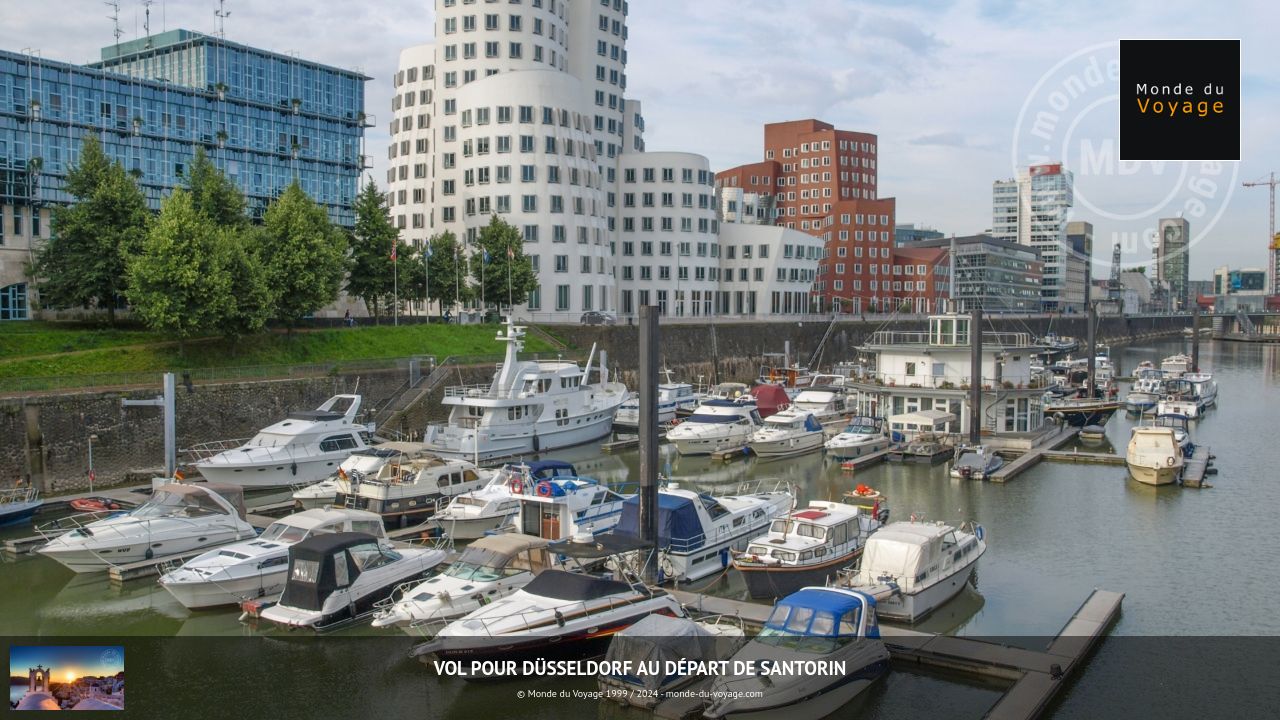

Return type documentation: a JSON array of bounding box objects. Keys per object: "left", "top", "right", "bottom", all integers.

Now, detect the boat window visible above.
[
  {"left": 333, "top": 554, "right": 350, "bottom": 587},
  {"left": 699, "top": 496, "right": 730, "bottom": 520},
  {"left": 732, "top": 516, "right": 745, "bottom": 527},
  {"left": 259, "top": 556, "right": 288, "bottom": 569},
  {"left": 838, "top": 609, "right": 861, "bottom": 636},
  {"left": 814, "top": 547, "right": 826, "bottom": 557},
  {"left": 463, "top": 469, "right": 479, "bottom": 482},
  {"left": 769, "top": 519, "right": 789, "bottom": 534},
  {"left": 291, "top": 558, "right": 321, "bottom": 583},
  {"left": 133, "top": 488, "right": 228, "bottom": 518},
  {"left": 320, "top": 435, "right": 359, "bottom": 452},
  {"left": 217, "top": 550, "right": 250, "bottom": 560},
  {"left": 800, "top": 551, "right": 814, "bottom": 560},
  {"left": 348, "top": 542, "right": 391, "bottom": 570},
  {"left": 785, "top": 606, "right": 814, "bottom": 632},
  {"left": 351, "top": 520, "right": 383, "bottom": 536},
  {"left": 260, "top": 522, "right": 309, "bottom": 543},
  {"left": 832, "top": 523, "right": 848, "bottom": 545},
  {"left": 810, "top": 611, "right": 835, "bottom": 636},
  {"left": 771, "top": 550, "right": 797, "bottom": 562}
]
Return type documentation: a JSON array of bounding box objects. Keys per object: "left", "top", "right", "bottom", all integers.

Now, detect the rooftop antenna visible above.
[
  {"left": 215, "top": 0, "right": 230, "bottom": 39},
  {"left": 142, "top": 0, "right": 154, "bottom": 46},
  {"left": 105, "top": 1, "right": 123, "bottom": 47}
]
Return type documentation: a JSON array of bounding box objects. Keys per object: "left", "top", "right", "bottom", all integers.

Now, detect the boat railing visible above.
[
  {"left": 182, "top": 438, "right": 252, "bottom": 462},
  {"left": 0, "top": 486, "right": 39, "bottom": 505},
  {"left": 411, "top": 592, "right": 657, "bottom": 640},
  {"left": 443, "top": 383, "right": 505, "bottom": 399}
]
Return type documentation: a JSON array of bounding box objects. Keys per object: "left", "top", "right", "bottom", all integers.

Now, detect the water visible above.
[{"left": 2, "top": 337, "right": 1277, "bottom": 718}]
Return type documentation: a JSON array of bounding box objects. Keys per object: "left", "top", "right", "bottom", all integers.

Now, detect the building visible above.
[
  {"left": 894, "top": 223, "right": 944, "bottom": 247},
  {"left": 1155, "top": 217, "right": 1190, "bottom": 310},
  {"left": 1, "top": 31, "right": 370, "bottom": 320},
  {"left": 908, "top": 235, "right": 1043, "bottom": 313},
  {"left": 992, "top": 163, "right": 1083, "bottom": 311},
  {"left": 1066, "top": 220, "right": 1094, "bottom": 304},
  {"left": 1119, "top": 271, "right": 1154, "bottom": 314},
  {"left": 717, "top": 223, "right": 823, "bottom": 316},
  {"left": 885, "top": 244, "right": 948, "bottom": 314},
  {"left": 1212, "top": 265, "right": 1269, "bottom": 312}
]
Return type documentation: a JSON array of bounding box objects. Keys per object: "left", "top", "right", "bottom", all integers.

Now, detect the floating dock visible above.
[
  {"left": 1180, "top": 445, "right": 1214, "bottom": 488},
  {"left": 989, "top": 428, "right": 1080, "bottom": 482},
  {"left": 601, "top": 432, "right": 667, "bottom": 454}
]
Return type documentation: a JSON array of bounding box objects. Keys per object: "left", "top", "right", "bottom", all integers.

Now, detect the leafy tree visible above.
[
  {"left": 260, "top": 181, "right": 347, "bottom": 329},
  {"left": 467, "top": 215, "right": 539, "bottom": 310},
  {"left": 345, "top": 181, "right": 400, "bottom": 321},
  {"left": 214, "top": 227, "right": 274, "bottom": 343},
  {"left": 35, "top": 135, "right": 148, "bottom": 324},
  {"left": 184, "top": 147, "right": 248, "bottom": 227},
  {"left": 423, "top": 231, "right": 472, "bottom": 317}
]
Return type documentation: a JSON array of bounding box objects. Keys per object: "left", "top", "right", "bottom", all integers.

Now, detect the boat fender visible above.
[
  {"left": 535, "top": 481, "right": 554, "bottom": 497},
  {"left": 291, "top": 461, "right": 298, "bottom": 476},
  {"left": 554, "top": 609, "right": 565, "bottom": 628},
  {"left": 144, "top": 548, "right": 154, "bottom": 560},
  {"left": 975, "top": 525, "right": 984, "bottom": 541},
  {"left": 532, "top": 434, "right": 540, "bottom": 454},
  {"left": 719, "top": 547, "right": 730, "bottom": 569}
]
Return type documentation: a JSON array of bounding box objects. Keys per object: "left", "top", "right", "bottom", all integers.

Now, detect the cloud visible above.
[{"left": 909, "top": 131, "right": 968, "bottom": 147}]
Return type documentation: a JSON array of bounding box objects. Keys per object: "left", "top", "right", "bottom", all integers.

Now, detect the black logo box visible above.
[{"left": 1119, "top": 39, "right": 1240, "bottom": 161}]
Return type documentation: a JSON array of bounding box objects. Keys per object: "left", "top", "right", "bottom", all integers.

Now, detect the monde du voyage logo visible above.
[{"left": 1120, "top": 39, "right": 1240, "bottom": 161}]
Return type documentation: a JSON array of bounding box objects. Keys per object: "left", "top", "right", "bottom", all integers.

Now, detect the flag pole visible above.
[
  {"left": 424, "top": 241, "right": 430, "bottom": 320},
  {"left": 507, "top": 241, "right": 513, "bottom": 309},
  {"left": 393, "top": 243, "right": 399, "bottom": 327}
]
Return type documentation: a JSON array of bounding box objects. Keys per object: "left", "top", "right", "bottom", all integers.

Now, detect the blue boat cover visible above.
[
  {"left": 764, "top": 588, "right": 878, "bottom": 638},
  {"left": 803, "top": 414, "right": 823, "bottom": 433},
  {"left": 526, "top": 460, "right": 576, "bottom": 479},
  {"left": 613, "top": 493, "right": 704, "bottom": 551}
]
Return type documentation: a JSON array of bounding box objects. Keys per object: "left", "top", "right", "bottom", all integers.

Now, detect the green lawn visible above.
[{"left": 0, "top": 322, "right": 561, "bottom": 381}]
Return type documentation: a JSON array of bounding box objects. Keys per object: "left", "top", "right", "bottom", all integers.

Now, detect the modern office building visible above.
[
  {"left": 894, "top": 223, "right": 944, "bottom": 247},
  {"left": 1066, "top": 220, "right": 1094, "bottom": 305},
  {"left": 0, "top": 31, "right": 370, "bottom": 320},
  {"left": 992, "top": 163, "right": 1082, "bottom": 311},
  {"left": 717, "top": 223, "right": 823, "bottom": 316},
  {"left": 1155, "top": 217, "right": 1190, "bottom": 310},
  {"left": 910, "top": 235, "right": 1043, "bottom": 313}
]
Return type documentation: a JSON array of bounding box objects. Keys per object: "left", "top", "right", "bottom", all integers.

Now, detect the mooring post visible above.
[
  {"left": 1191, "top": 304, "right": 1201, "bottom": 372},
  {"left": 638, "top": 306, "right": 660, "bottom": 584},
  {"left": 1087, "top": 303, "right": 1097, "bottom": 398},
  {"left": 969, "top": 308, "right": 982, "bottom": 446}
]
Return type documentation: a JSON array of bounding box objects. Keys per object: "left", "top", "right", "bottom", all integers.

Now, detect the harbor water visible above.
[{"left": 3, "top": 337, "right": 1279, "bottom": 718}]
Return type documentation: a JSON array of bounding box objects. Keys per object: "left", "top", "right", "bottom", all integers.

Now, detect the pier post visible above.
[
  {"left": 1087, "top": 303, "right": 1097, "bottom": 398},
  {"left": 638, "top": 306, "right": 661, "bottom": 584},
  {"left": 163, "top": 373, "right": 176, "bottom": 480},
  {"left": 969, "top": 308, "right": 982, "bottom": 445},
  {"left": 1191, "top": 305, "right": 1201, "bottom": 372}
]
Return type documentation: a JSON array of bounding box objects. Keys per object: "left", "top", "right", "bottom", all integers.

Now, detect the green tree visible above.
[
  {"left": 423, "top": 231, "right": 471, "bottom": 318},
  {"left": 35, "top": 135, "right": 148, "bottom": 324},
  {"left": 125, "top": 190, "right": 234, "bottom": 348},
  {"left": 467, "top": 215, "right": 539, "bottom": 311},
  {"left": 214, "top": 227, "right": 274, "bottom": 343},
  {"left": 345, "top": 181, "right": 400, "bottom": 321},
  {"left": 260, "top": 181, "right": 347, "bottom": 329},
  {"left": 184, "top": 147, "right": 248, "bottom": 227}
]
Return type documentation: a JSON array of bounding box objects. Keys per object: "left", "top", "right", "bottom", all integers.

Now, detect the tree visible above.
[
  {"left": 35, "top": 135, "right": 148, "bottom": 324},
  {"left": 259, "top": 181, "right": 347, "bottom": 329},
  {"left": 214, "top": 227, "right": 274, "bottom": 343},
  {"left": 423, "top": 231, "right": 471, "bottom": 317},
  {"left": 467, "top": 215, "right": 539, "bottom": 310},
  {"left": 184, "top": 147, "right": 248, "bottom": 227},
  {"left": 125, "top": 190, "right": 234, "bottom": 348},
  {"left": 345, "top": 181, "right": 400, "bottom": 321}
]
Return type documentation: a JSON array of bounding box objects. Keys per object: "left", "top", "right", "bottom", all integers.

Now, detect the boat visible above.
[
  {"left": 842, "top": 485, "right": 890, "bottom": 522},
  {"left": 1079, "top": 425, "right": 1107, "bottom": 443},
  {"left": 749, "top": 411, "right": 825, "bottom": 458},
  {"left": 1126, "top": 426, "right": 1184, "bottom": 486},
  {"left": 0, "top": 486, "right": 43, "bottom": 527},
  {"left": 335, "top": 454, "right": 488, "bottom": 528},
  {"left": 667, "top": 399, "right": 764, "bottom": 456},
  {"left": 784, "top": 385, "right": 853, "bottom": 431},
  {"left": 425, "top": 462, "right": 548, "bottom": 539},
  {"left": 1183, "top": 372, "right": 1218, "bottom": 409},
  {"left": 422, "top": 318, "right": 628, "bottom": 463},
  {"left": 1155, "top": 378, "right": 1208, "bottom": 418},
  {"left": 1161, "top": 353, "right": 1192, "bottom": 378},
  {"left": 757, "top": 361, "right": 820, "bottom": 397},
  {"left": 838, "top": 519, "right": 986, "bottom": 623},
  {"left": 67, "top": 497, "right": 123, "bottom": 514},
  {"left": 704, "top": 382, "right": 752, "bottom": 402},
  {"left": 1038, "top": 333, "right": 1080, "bottom": 355},
  {"left": 614, "top": 372, "right": 700, "bottom": 429},
  {"left": 256, "top": 531, "right": 447, "bottom": 631},
  {"left": 887, "top": 433, "right": 955, "bottom": 464},
  {"left": 1154, "top": 413, "right": 1194, "bottom": 456},
  {"left": 748, "top": 383, "right": 792, "bottom": 418},
  {"left": 409, "top": 568, "right": 686, "bottom": 665},
  {"left": 37, "top": 483, "right": 256, "bottom": 573},
  {"left": 610, "top": 482, "right": 793, "bottom": 583},
  {"left": 192, "top": 395, "right": 373, "bottom": 488},
  {"left": 598, "top": 613, "right": 747, "bottom": 710},
  {"left": 733, "top": 499, "right": 885, "bottom": 599},
  {"left": 949, "top": 445, "right": 1005, "bottom": 480},
  {"left": 1124, "top": 372, "right": 1166, "bottom": 413},
  {"left": 702, "top": 587, "right": 890, "bottom": 719},
  {"left": 371, "top": 534, "right": 554, "bottom": 630},
  {"left": 158, "top": 507, "right": 389, "bottom": 609},
  {"left": 825, "top": 416, "right": 891, "bottom": 459},
  {"left": 509, "top": 460, "right": 633, "bottom": 541},
  {"left": 291, "top": 443, "right": 437, "bottom": 510},
  {"left": 1043, "top": 396, "right": 1122, "bottom": 427}
]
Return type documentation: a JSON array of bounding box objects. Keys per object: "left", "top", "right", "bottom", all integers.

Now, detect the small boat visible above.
[
  {"left": 614, "top": 372, "right": 700, "bottom": 429},
  {"left": 291, "top": 443, "right": 436, "bottom": 510},
  {"left": 425, "top": 462, "right": 546, "bottom": 539},
  {"left": 1161, "top": 354, "right": 1192, "bottom": 378},
  {"left": 749, "top": 411, "right": 825, "bottom": 458},
  {"left": 37, "top": 483, "right": 256, "bottom": 573},
  {"left": 257, "top": 531, "right": 447, "bottom": 631},
  {"left": 1154, "top": 413, "right": 1194, "bottom": 456},
  {"left": 702, "top": 587, "right": 890, "bottom": 719},
  {"left": 1126, "top": 427, "right": 1184, "bottom": 485},
  {"left": 705, "top": 382, "right": 752, "bottom": 402},
  {"left": 1044, "top": 397, "right": 1122, "bottom": 427},
  {"left": 1183, "top": 372, "right": 1218, "bottom": 409},
  {"left": 335, "top": 454, "right": 488, "bottom": 528},
  {"left": 949, "top": 445, "right": 1004, "bottom": 480},
  {"left": 599, "top": 613, "right": 747, "bottom": 709},
  {"left": 838, "top": 519, "right": 986, "bottom": 623},
  {"left": 1155, "top": 379, "right": 1206, "bottom": 418},
  {"left": 510, "top": 461, "right": 632, "bottom": 541},
  {"left": 887, "top": 433, "right": 955, "bottom": 464},
  {"left": 0, "top": 486, "right": 43, "bottom": 527},
  {"left": 1124, "top": 372, "right": 1166, "bottom": 413},
  {"left": 371, "top": 534, "right": 554, "bottom": 630},
  {"left": 67, "top": 497, "right": 123, "bottom": 514},
  {"left": 667, "top": 399, "right": 764, "bottom": 456},
  {"left": 842, "top": 485, "right": 890, "bottom": 522},
  {"left": 1079, "top": 425, "right": 1107, "bottom": 443},
  {"left": 825, "top": 416, "right": 890, "bottom": 459},
  {"left": 159, "top": 507, "right": 389, "bottom": 609},
  {"left": 733, "top": 499, "right": 884, "bottom": 600}
]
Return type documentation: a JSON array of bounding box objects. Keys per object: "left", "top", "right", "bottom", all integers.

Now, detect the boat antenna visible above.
[{"left": 780, "top": 484, "right": 798, "bottom": 543}]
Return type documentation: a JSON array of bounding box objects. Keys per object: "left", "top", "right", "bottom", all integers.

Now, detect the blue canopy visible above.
[
  {"left": 613, "top": 493, "right": 704, "bottom": 552},
  {"left": 525, "top": 460, "right": 576, "bottom": 480},
  {"left": 764, "top": 587, "right": 878, "bottom": 639},
  {"left": 803, "top": 414, "right": 823, "bottom": 433}
]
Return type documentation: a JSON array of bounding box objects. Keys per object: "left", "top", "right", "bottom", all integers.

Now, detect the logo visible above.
[{"left": 1120, "top": 39, "right": 1240, "bottom": 161}]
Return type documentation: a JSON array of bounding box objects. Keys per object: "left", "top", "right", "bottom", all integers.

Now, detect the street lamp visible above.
[{"left": 87, "top": 434, "right": 99, "bottom": 493}]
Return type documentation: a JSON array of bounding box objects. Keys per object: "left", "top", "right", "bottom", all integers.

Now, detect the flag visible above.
[
  {"left": 483, "top": 250, "right": 491, "bottom": 264},
  {"left": 507, "top": 245, "right": 514, "bottom": 260},
  {"left": 390, "top": 246, "right": 397, "bottom": 261},
  {"left": 425, "top": 244, "right": 433, "bottom": 258}
]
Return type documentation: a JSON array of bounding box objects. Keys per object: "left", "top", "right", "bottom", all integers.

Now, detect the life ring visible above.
[
  {"left": 508, "top": 475, "right": 523, "bottom": 494},
  {"left": 854, "top": 484, "right": 874, "bottom": 496},
  {"left": 1166, "top": 456, "right": 1175, "bottom": 467},
  {"left": 1166, "top": 395, "right": 1176, "bottom": 401},
  {"left": 535, "top": 481, "right": 554, "bottom": 497}
]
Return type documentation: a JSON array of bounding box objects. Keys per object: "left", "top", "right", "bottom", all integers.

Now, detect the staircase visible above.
[
  {"left": 370, "top": 357, "right": 460, "bottom": 436},
  {"left": 1235, "top": 309, "right": 1258, "bottom": 337}
]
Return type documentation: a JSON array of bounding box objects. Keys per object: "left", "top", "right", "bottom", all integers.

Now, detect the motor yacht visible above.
[
  {"left": 424, "top": 461, "right": 544, "bottom": 539},
  {"left": 949, "top": 445, "right": 1005, "bottom": 480},
  {"left": 1161, "top": 353, "right": 1192, "bottom": 378},
  {"left": 1124, "top": 372, "right": 1166, "bottom": 413},
  {"left": 825, "top": 416, "right": 890, "bottom": 459},
  {"left": 0, "top": 486, "right": 42, "bottom": 527},
  {"left": 1126, "top": 426, "right": 1184, "bottom": 486},
  {"left": 614, "top": 373, "right": 700, "bottom": 429},
  {"left": 1182, "top": 372, "right": 1218, "bottom": 408},
  {"left": 336, "top": 454, "right": 488, "bottom": 528},
  {"left": 749, "top": 411, "right": 825, "bottom": 459},
  {"left": 509, "top": 461, "right": 633, "bottom": 541},
  {"left": 291, "top": 443, "right": 436, "bottom": 510},
  {"left": 785, "top": 386, "right": 853, "bottom": 431},
  {"left": 667, "top": 400, "right": 764, "bottom": 456}
]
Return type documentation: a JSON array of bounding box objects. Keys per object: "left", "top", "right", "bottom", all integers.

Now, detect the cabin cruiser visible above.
[
  {"left": 1124, "top": 372, "right": 1166, "bottom": 413},
  {"left": 1182, "top": 372, "right": 1218, "bottom": 408},
  {"left": 703, "top": 587, "right": 890, "bottom": 720},
  {"left": 785, "top": 386, "right": 853, "bottom": 431},
  {"left": 1155, "top": 378, "right": 1209, "bottom": 418},
  {"left": 949, "top": 445, "right": 1005, "bottom": 480},
  {"left": 37, "top": 483, "right": 256, "bottom": 573},
  {"left": 749, "top": 411, "right": 825, "bottom": 458},
  {"left": 839, "top": 519, "right": 986, "bottom": 623},
  {"left": 1044, "top": 395, "right": 1122, "bottom": 427},
  {"left": 599, "top": 613, "right": 747, "bottom": 710},
  {"left": 510, "top": 461, "right": 632, "bottom": 541},
  {"left": 291, "top": 443, "right": 436, "bottom": 510},
  {"left": 409, "top": 568, "right": 686, "bottom": 665},
  {"left": 257, "top": 531, "right": 447, "bottom": 631},
  {"left": 825, "top": 416, "right": 890, "bottom": 459},
  {"left": 424, "top": 462, "right": 538, "bottom": 539},
  {"left": 668, "top": 400, "right": 764, "bottom": 456},
  {"left": 733, "top": 500, "right": 884, "bottom": 599},
  {"left": 1154, "top": 413, "right": 1194, "bottom": 456},
  {"left": 192, "top": 395, "right": 373, "bottom": 488},
  {"left": 158, "top": 508, "right": 388, "bottom": 609},
  {"left": 1161, "top": 353, "right": 1192, "bottom": 378},
  {"left": 371, "top": 534, "right": 553, "bottom": 631},
  {"left": 610, "top": 482, "right": 792, "bottom": 583},
  {"left": 335, "top": 455, "right": 487, "bottom": 528},
  {"left": 758, "top": 362, "right": 820, "bottom": 397},
  {"left": 1126, "top": 427, "right": 1184, "bottom": 486},
  {"left": 705, "top": 382, "right": 752, "bottom": 402},
  {"left": 614, "top": 375, "right": 700, "bottom": 429},
  {"left": 422, "top": 318, "right": 628, "bottom": 463},
  {"left": 0, "top": 486, "right": 42, "bottom": 527}
]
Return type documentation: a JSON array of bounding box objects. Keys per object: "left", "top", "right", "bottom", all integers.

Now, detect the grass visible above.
[{"left": 0, "top": 322, "right": 562, "bottom": 381}]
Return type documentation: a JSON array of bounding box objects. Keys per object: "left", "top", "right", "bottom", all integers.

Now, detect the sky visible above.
[
  {"left": 3, "top": 0, "right": 1277, "bottom": 280},
  {"left": 9, "top": 645, "right": 125, "bottom": 681}
]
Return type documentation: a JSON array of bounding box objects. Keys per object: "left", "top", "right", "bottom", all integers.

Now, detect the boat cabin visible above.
[
  {"left": 887, "top": 410, "right": 956, "bottom": 442},
  {"left": 760, "top": 587, "right": 880, "bottom": 644},
  {"left": 856, "top": 522, "right": 979, "bottom": 594},
  {"left": 279, "top": 531, "right": 405, "bottom": 614}
]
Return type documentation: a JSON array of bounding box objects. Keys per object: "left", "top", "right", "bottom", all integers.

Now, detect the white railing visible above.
[
  {"left": 865, "top": 330, "right": 1036, "bottom": 347},
  {"left": 442, "top": 383, "right": 503, "bottom": 399},
  {"left": 182, "top": 438, "right": 250, "bottom": 462}
]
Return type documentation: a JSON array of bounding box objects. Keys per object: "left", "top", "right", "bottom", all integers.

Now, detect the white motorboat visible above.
[
  {"left": 1161, "top": 353, "right": 1192, "bottom": 378},
  {"left": 1126, "top": 426, "right": 1184, "bottom": 485},
  {"left": 37, "top": 483, "right": 256, "bottom": 573},
  {"left": 291, "top": 443, "right": 436, "bottom": 510},
  {"left": 667, "top": 399, "right": 764, "bottom": 456},
  {"left": 703, "top": 587, "right": 890, "bottom": 719},
  {"left": 257, "top": 531, "right": 447, "bottom": 631},
  {"left": 949, "top": 445, "right": 1005, "bottom": 480},
  {"left": 510, "top": 461, "right": 632, "bottom": 541},
  {"left": 1154, "top": 413, "right": 1194, "bottom": 456},
  {"left": 785, "top": 385, "right": 853, "bottom": 431},
  {"left": 192, "top": 395, "right": 373, "bottom": 488},
  {"left": 370, "top": 534, "right": 553, "bottom": 630},
  {"left": 0, "top": 486, "right": 42, "bottom": 527},
  {"left": 839, "top": 519, "right": 986, "bottom": 623},
  {"left": 733, "top": 499, "right": 884, "bottom": 599},
  {"left": 336, "top": 454, "right": 488, "bottom": 528},
  {"left": 158, "top": 508, "right": 389, "bottom": 609},
  {"left": 1124, "top": 372, "right": 1166, "bottom": 413},
  {"left": 1155, "top": 378, "right": 1207, "bottom": 418},
  {"left": 422, "top": 318, "right": 628, "bottom": 463},
  {"left": 611, "top": 482, "right": 793, "bottom": 583},
  {"left": 749, "top": 411, "right": 825, "bottom": 458},
  {"left": 825, "top": 416, "right": 890, "bottom": 459},
  {"left": 1183, "top": 372, "right": 1218, "bottom": 408},
  {"left": 614, "top": 373, "right": 700, "bottom": 429},
  {"left": 599, "top": 613, "right": 747, "bottom": 710},
  {"left": 425, "top": 462, "right": 534, "bottom": 539}
]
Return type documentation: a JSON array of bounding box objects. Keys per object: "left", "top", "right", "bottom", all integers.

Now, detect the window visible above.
[{"left": 556, "top": 285, "right": 570, "bottom": 311}]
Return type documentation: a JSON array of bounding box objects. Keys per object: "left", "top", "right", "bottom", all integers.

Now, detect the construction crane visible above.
[{"left": 1242, "top": 172, "right": 1278, "bottom": 294}]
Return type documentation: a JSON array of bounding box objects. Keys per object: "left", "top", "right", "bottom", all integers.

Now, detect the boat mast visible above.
[{"left": 969, "top": 308, "right": 982, "bottom": 446}]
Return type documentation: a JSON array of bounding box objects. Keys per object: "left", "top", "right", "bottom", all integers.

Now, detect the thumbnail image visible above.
[{"left": 9, "top": 646, "right": 124, "bottom": 711}]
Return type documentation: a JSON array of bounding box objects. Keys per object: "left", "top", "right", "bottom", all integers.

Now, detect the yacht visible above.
[
  {"left": 667, "top": 399, "right": 764, "bottom": 456},
  {"left": 1183, "top": 372, "right": 1218, "bottom": 408},
  {"left": 409, "top": 569, "right": 686, "bottom": 665},
  {"left": 1126, "top": 427, "right": 1184, "bottom": 486},
  {"left": 158, "top": 508, "right": 389, "bottom": 609},
  {"left": 370, "top": 534, "right": 554, "bottom": 630},
  {"left": 510, "top": 461, "right": 633, "bottom": 541},
  {"left": 839, "top": 519, "right": 986, "bottom": 623},
  {"left": 785, "top": 385, "right": 853, "bottom": 431},
  {"left": 1124, "top": 372, "right": 1166, "bottom": 413},
  {"left": 335, "top": 455, "right": 488, "bottom": 528},
  {"left": 614, "top": 374, "right": 700, "bottom": 429},
  {"left": 599, "top": 613, "right": 747, "bottom": 710},
  {"left": 37, "top": 483, "right": 256, "bottom": 573},
  {"left": 424, "top": 462, "right": 543, "bottom": 539},
  {"left": 1155, "top": 378, "right": 1208, "bottom": 418},
  {"left": 422, "top": 318, "right": 628, "bottom": 463},
  {"left": 611, "top": 482, "right": 793, "bottom": 583},
  {"left": 291, "top": 443, "right": 436, "bottom": 510},
  {"left": 257, "top": 531, "right": 447, "bottom": 631},
  {"left": 1161, "top": 353, "right": 1192, "bottom": 378},
  {"left": 0, "top": 486, "right": 42, "bottom": 527},
  {"left": 749, "top": 411, "right": 825, "bottom": 458},
  {"left": 825, "top": 416, "right": 890, "bottom": 459},
  {"left": 192, "top": 395, "right": 373, "bottom": 488},
  {"left": 1043, "top": 395, "right": 1122, "bottom": 427},
  {"left": 949, "top": 445, "right": 1005, "bottom": 480},
  {"left": 733, "top": 499, "right": 884, "bottom": 600},
  {"left": 703, "top": 587, "right": 890, "bottom": 720}
]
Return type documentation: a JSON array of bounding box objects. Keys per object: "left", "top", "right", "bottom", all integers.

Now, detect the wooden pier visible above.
[
  {"left": 1180, "top": 445, "right": 1215, "bottom": 488},
  {"left": 835, "top": 447, "right": 893, "bottom": 471},
  {"left": 601, "top": 432, "right": 667, "bottom": 454},
  {"left": 988, "top": 428, "right": 1080, "bottom": 482},
  {"left": 710, "top": 445, "right": 752, "bottom": 462}
]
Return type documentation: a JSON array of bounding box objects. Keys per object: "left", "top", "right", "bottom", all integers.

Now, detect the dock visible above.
[
  {"left": 601, "top": 432, "right": 667, "bottom": 454},
  {"left": 835, "top": 447, "right": 893, "bottom": 471},
  {"left": 710, "top": 445, "right": 752, "bottom": 462},
  {"left": 1180, "top": 445, "right": 1214, "bottom": 488},
  {"left": 988, "top": 427, "right": 1080, "bottom": 482}
]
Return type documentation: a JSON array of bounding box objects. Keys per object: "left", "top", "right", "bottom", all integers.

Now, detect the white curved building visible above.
[{"left": 387, "top": 44, "right": 437, "bottom": 316}]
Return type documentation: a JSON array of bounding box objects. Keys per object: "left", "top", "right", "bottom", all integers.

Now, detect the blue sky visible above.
[
  {"left": 9, "top": 646, "right": 124, "bottom": 679},
  {"left": 3, "top": 0, "right": 1276, "bottom": 279}
]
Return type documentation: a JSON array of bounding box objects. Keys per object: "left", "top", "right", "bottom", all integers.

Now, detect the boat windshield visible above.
[
  {"left": 843, "top": 422, "right": 878, "bottom": 435},
  {"left": 132, "top": 489, "right": 225, "bottom": 518},
  {"left": 757, "top": 604, "right": 861, "bottom": 652},
  {"left": 260, "top": 522, "right": 310, "bottom": 543},
  {"left": 768, "top": 519, "right": 825, "bottom": 539},
  {"left": 686, "top": 413, "right": 739, "bottom": 424},
  {"left": 442, "top": 545, "right": 522, "bottom": 582}
]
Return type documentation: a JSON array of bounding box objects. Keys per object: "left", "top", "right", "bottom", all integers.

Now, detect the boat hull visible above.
[
  {"left": 824, "top": 438, "right": 890, "bottom": 459},
  {"left": 161, "top": 568, "right": 287, "bottom": 609},
  {"left": 425, "top": 413, "right": 620, "bottom": 464},
  {"left": 419, "top": 608, "right": 670, "bottom": 667},
  {"left": 197, "top": 456, "right": 346, "bottom": 488},
  {"left": 749, "top": 433, "right": 824, "bottom": 458},
  {"left": 1046, "top": 403, "right": 1122, "bottom": 427},
  {"left": 669, "top": 427, "right": 754, "bottom": 456},
  {"left": 1127, "top": 463, "right": 1182, "bottom": 486},
  {"left": 874, "top": 555, "right": 980, "bottom": 623},
  {"left": 737, "top": 549, "right": 861, "bottom": 600},
  {"left": 38, "top": 527, "right": 252, "bottom": 573},
  {"left": 0, "top": 502, "right": 42, "bottom": 527}
]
